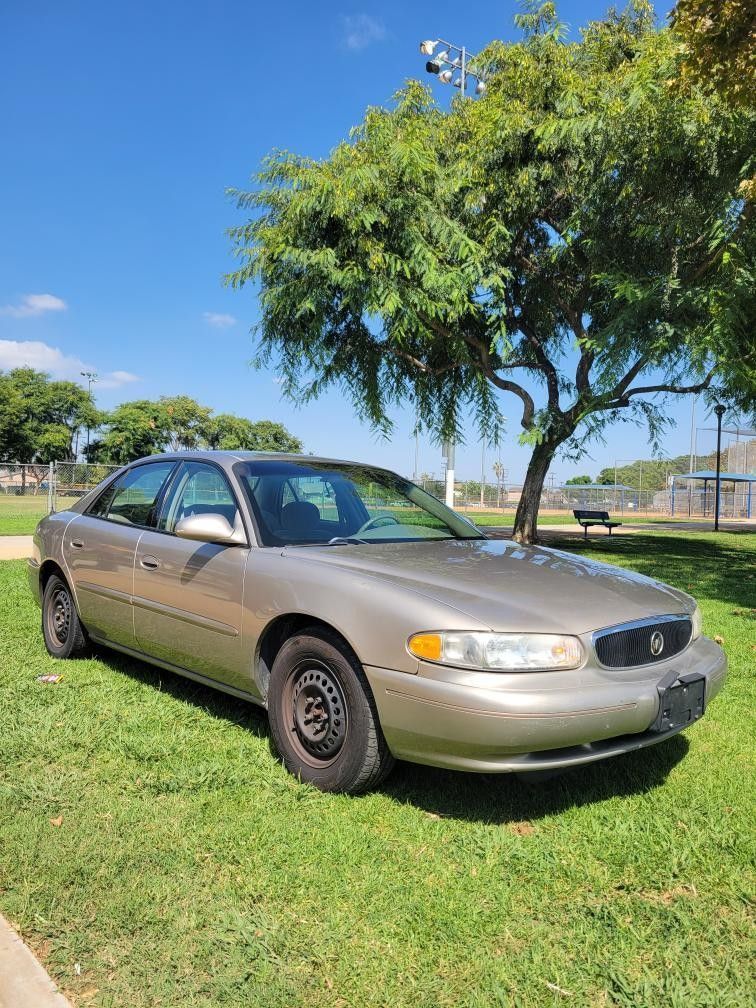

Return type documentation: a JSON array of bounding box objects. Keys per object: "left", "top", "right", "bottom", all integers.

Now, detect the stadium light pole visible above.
[
  {"left": 714, "top": 403, "right": 726, "bottom": 531},
  {"left": 418, "top": 38, "right": 488, "bottom": 100},
  {"left": 80, "top": 371, "right": 98, "bottom": 459},
  {"left": 419, "top": 37, "right": 487, "bottom": 503}
]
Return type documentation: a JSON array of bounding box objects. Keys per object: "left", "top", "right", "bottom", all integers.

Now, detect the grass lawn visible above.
[
  {"left": 0, "top": 496, "right": 79, "bottom": 536},
  {"left": 0, "top": 531, "right": 753, "bottom": 1007}
]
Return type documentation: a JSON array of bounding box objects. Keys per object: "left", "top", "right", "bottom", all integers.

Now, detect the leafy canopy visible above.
[
  {"left": 0, "top": 368, "right": 101, "bottom": 463},
  {"left": 672, "top": 0, "right": 756, "bottom": 107},
  {"left": 227, "top": 1, "right": 755, "bottom": 457},
  {"left": 88, "top": 397, "right": 302, "bottom": 465}
]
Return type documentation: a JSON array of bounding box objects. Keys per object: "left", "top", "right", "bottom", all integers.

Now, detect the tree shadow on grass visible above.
[
  {"left": 94, "top": 645, "right": 690, "bottom": 825},
  {"left": 382, "top": 734, "right": 690, "bottom": 825},
  {"left": 545, "top": 531, "right": 756, "bottom": 612}
]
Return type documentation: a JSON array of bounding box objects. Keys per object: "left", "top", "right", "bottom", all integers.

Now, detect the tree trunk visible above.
[{"left": 512, "top": 440, "right": 558, "bottom": 544}]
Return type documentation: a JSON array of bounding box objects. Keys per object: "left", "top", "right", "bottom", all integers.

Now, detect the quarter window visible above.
[{"left": 88, "top": 462, "right": 175, "bottom": 527}]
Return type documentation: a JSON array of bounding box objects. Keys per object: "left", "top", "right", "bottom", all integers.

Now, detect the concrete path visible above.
[
  {"left": 0, "top": 536, "right": 33, "bottom": 560},
  {"left": 0, "top": 915, "right": 72, "bottom": 1008}
]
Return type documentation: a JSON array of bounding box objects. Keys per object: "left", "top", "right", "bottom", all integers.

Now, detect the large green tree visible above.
[
  {"left": 204, "top": 414, "right": 302, "bottom": 452},
  {"left": 88, "top": 398, "right": 302, "bottom": 465},
  {"left": 672, "top": 0, "right": 756, "bottom": 106},
  {"left": 226, "top": 1, "right": 755, "bottom": 542},
  {"left": 0, "top": 368, "right": 100, "bottom": 463}
]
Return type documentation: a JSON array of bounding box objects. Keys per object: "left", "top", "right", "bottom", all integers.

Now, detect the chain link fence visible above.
[
  {"left": 417, "top": 477, "right": 671, "bottom": 517},
  {"left": 0, "top": 462, "right": 120, "bottom": 528}
]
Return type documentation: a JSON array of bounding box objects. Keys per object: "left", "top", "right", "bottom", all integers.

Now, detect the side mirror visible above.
[{"left": 174, "top": 513, "right": 246, "bottom": 546}]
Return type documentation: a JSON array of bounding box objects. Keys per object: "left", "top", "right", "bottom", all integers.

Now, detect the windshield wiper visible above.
[{"left": 326, "top": 536, "right": 370, "bottom": 545}]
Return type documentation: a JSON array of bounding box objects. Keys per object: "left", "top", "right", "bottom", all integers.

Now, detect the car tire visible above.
[
  {"left": 267, "top": 627, "right": 395, "bottom": 794},
  {"left": 42, "top": 574, "right": 89, "bottom": 659}
]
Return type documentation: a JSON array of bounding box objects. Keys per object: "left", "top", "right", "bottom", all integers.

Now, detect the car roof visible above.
[{"left": 129, "top": 450, "right": 387, "bottom": 470}]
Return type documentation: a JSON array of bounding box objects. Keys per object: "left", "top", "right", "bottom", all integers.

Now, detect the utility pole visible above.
[
  {"left": 714, "top": 404, "right": 726, "bottom": 531},
  {"left": 480, "top": 439, "right": 485, "bottom": 507},
  {"left": 442, "top": 440, "right": 455, "bottom": 508}
]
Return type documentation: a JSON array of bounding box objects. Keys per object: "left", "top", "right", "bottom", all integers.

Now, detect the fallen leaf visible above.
[
  {"left": 713, "top": 635, "right": 725, "bottom": 645},
  {"left": 545, "top": 981, "right": 573, "bottom": 996},
  {"left": 79, "top": 988, "right": 99, "bottom": 1001},
  {"left": 510, "top": 821, "right": 536, "bottom": 836},
  {"left": 49, "top": 815, "right": 63, "bottom": 828}
]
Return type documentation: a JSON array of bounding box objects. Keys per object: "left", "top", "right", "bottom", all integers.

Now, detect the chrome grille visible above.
[{"left": 594, "top": 616, "right": 692, "bottom": 669}]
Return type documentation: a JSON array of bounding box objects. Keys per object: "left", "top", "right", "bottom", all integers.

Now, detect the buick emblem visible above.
[{"left": 650, "top": 631, "right": 665, "bottom": 656}]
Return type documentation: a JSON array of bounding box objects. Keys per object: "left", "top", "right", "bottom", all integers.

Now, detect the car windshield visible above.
[{"left": 234, "top": 460, "right": 485, "bottom": 547}]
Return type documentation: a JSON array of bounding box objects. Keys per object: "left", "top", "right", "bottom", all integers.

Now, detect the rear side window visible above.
[{"left": 89, "top": 462, "right": 174, "bottom": 527}]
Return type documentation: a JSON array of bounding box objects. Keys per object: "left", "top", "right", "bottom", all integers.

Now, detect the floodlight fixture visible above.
[{"left": 416, "top": 34, "right": 487, "bottom": 102}]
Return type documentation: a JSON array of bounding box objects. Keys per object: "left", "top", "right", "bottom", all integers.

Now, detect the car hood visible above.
[{"left": 283, "top": 538, "right": 694, "bottom": 635}]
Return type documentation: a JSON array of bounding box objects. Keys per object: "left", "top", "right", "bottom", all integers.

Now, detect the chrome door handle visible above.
[
  {"left": 70, "top": 539, "right": 84, "bottom": 549},
  {"left": 140, "top": 556, "right": 160, "bottom": 570}
]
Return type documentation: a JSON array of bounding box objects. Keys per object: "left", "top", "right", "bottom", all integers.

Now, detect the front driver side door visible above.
[{"left": 132, "top": 461, "right": 250, "bottom": 691}]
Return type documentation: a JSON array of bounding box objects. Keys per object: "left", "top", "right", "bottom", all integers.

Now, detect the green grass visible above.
[
  {"left": 0, "top": 531, "right": 754, "bottom": 1007},
  {"left": 0, "top": 496, "right": 80, "bottom": 535}
]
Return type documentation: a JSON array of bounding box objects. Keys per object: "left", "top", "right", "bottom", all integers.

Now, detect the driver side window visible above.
[{"left": 158, "top": 463, "right": 240, "bottom": 533}]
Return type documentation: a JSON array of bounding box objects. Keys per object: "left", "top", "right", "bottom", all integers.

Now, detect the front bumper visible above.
[{"left": 364, "top": 635, "right": 727, "bottom": 773}]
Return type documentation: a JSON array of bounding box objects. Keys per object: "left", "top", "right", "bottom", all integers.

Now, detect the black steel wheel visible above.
[
  {"left": 268, "top": 627, "right": 394, "bottom": 794},
  {"left": 42, "top": 574, "right": 88, "bottom": 659}
]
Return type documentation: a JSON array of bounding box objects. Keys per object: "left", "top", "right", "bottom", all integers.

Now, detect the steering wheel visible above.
[{"left": 356, "top": 514, "right": 400, "bottom": 535}]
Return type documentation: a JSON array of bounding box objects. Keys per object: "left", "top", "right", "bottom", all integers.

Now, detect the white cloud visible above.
[
  {"left": 0, "top": 293, "right": 67, "bottom": 318},
  {"left": 342, "top": 14, "right": 386, "bottom": 51},
  {"left": 0, "top": 339, "right": 140, "bottom": 389},
  {"left": 203, "top": 311, "right": 237, "bottom": 328}
]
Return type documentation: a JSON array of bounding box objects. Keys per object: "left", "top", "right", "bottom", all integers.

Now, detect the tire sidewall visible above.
[
  {"left": 268, "top": 632, "right": 378, "bottom": 793},
  {"left": 42, "top": 575, "right": 83, "bottom": 659}
]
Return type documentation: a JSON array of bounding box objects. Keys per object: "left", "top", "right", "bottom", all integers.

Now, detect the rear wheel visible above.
[
  {"left": 42, "top": 574, "right": 88, "bottom": 659},
  {"left": 267, "top": 628, "right": 394, "bottom": 794}
]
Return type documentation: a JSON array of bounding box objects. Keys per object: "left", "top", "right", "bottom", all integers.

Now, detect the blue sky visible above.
[{"left": 0, "top": 0, "right": 726, "bottom": 480}]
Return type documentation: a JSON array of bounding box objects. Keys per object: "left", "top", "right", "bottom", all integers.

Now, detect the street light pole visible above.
[
  {"left": 80, "top": 371, "right": 98, "bottom": 460},
  {"left": 714, "top": 404, "right": 726, "bottom": 531}
]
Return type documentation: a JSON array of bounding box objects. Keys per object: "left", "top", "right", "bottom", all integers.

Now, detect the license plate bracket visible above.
[{"left": 651, "top": 672, "right": 706, "bottom": 733}]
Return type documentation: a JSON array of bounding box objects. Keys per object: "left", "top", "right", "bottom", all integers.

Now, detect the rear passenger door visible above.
[
  {"left": 132, "top": 461, "right": 250, "bottom": 690},
  {"left": 66, "top": 461, "right": 176, "bottom": 648}
]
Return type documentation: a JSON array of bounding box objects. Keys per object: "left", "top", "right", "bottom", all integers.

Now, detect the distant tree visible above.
[
  {"left": 88, "top": 398, "right": 302, "bottom": 464},
  {"left": 227, "top": 2, "right": 754, "bottom": 543},
  {"left": 86, "top": 400, "right": 171, "bottom": 465},
  {"left": 161, "top": 396, "right": 213, "bottom": 451},
  {"left": 672, "top": 0, "right": 756, "bottom": 106},
  {"left": 204, "top": 414, "right": 303, "bottom": 452},
  {"left": 595, "top": 451, "right": 718, "bottom": 490},
  {"left": 565, "top": 475, "right": 593, "bottom": 485},
  {"left": 0, "top": 368, "right": 100, "bottom": 463}
]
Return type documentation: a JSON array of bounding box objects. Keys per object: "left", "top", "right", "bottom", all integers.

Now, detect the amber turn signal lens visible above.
[{"left": 408, "top": 633, "right": 443, "bottom": 662}]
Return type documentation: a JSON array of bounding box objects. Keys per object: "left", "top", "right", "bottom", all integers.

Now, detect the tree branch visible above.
[{"left": 622, "top": 366, "right": 718, "bottom": 400}]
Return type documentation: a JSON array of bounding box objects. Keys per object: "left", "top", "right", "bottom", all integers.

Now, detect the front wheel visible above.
[
  {"left": 42, "top": 574, "right": 88, "bottom": 659},
  {"left": 267, "top": 628, "right": 394, "bottom": 794}
]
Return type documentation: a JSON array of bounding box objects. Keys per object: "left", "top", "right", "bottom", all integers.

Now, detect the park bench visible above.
[{"left": 573, "top": 509, "right": 622, "bottom": 539}]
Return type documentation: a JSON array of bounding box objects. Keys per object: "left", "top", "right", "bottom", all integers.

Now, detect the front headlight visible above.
[
  {"left": 408, "top": 631, "right": 584, "bottom": 671},
  {"left": 691, "top": 605, "right": 702, "bottom": 641}
]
